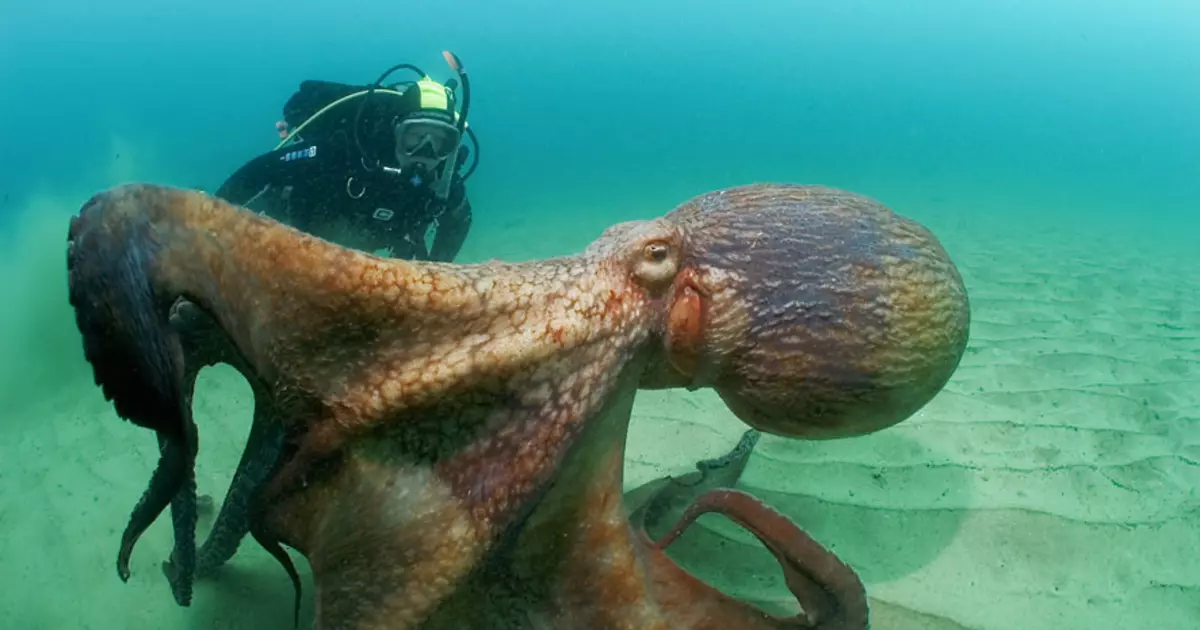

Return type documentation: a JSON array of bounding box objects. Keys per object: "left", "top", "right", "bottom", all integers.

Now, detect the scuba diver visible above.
[{"left": 214, "top": 51, "right": 479, "bottom": 262}]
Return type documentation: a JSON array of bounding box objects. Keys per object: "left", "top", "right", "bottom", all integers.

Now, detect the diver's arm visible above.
[
  {"left": 428, "top": 194, "right": 472, "bottom": 262},
  {"left": 213, "top": 152, "right": 280, "bottom": 208},
  {"left": 214, "top": 139, "right": 341, "bottom": 225}
]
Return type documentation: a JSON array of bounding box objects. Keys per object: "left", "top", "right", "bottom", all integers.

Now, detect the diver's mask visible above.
[{"left": 394, "top": 114, "right": 461, "bottom": 172}]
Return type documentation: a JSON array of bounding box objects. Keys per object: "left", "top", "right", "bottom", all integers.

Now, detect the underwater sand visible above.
[{"left": 1, "top": 176, "right": 1197, "bottom": 630}]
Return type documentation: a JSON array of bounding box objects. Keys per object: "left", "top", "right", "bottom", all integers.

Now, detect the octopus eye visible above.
[
  {"left": 634, "top": 239, "right": 678, "bottom": 289},
  {"left": 644, "top": 241, "right": 670, "bottom": 262}
]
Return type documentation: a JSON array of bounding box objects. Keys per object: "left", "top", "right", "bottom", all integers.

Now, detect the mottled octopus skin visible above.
[{"left": 66, "top": 182, "right": 970, "bottom": 629}]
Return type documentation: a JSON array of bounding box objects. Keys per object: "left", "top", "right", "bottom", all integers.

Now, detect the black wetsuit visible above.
[{"left": 214, "top": 80, "right": 473, "bottom": 262}]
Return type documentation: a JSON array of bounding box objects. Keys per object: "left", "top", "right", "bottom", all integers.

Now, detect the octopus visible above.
[{"left": 65, "top": 181, "right": 970, "bottom": 629}]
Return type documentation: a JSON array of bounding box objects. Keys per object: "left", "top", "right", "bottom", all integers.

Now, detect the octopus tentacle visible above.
[
  {"left": 115, "top": 430, "right": 193, "bottom": 583},
  {"left": 251, "top": 519, "right": 303, "bottom": 628},
  {"left": 193, "top": 408, "right": 284, "bottom": 577},
  {"left": 696, "top": 428, "right": 761, "bottom": 473},
  {"left": 110, "top": 295, "right": 285, "bottom": 606},
  {"left": 118, "top": 313, "right": 203, "bottom": 600},
  {"left": 626, "top": 428, "right": 761, "bottom": 541},
  {"left": 154, "top": 301, "right": 220, "bottom": 606},
  {"left": 157, "top": 427, "right": 199, "bottom": 606},
  {"left": 653, "top": 488, "right": 869, "bottom": 629},
  {"left": 158, "top": 405, "right": 288, "bottom": 607},
  {"left": 133, "top": 302, "right": 219, "bottom": 605},
  {"left": 162, "top": 300, "right": 292, "bottom": 608}
]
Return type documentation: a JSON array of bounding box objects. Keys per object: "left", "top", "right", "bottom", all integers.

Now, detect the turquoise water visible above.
[
  {"left": 3, "top": 0, "right": 1195, "bottom": 235},
  {"left": 1, "top": 1, "right": 1197, "bottom": 629}
]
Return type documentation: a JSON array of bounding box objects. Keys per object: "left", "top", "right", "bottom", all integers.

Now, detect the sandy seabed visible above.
[{"left": 0, "top": 183, "right": 1196, "bottom": 630}]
